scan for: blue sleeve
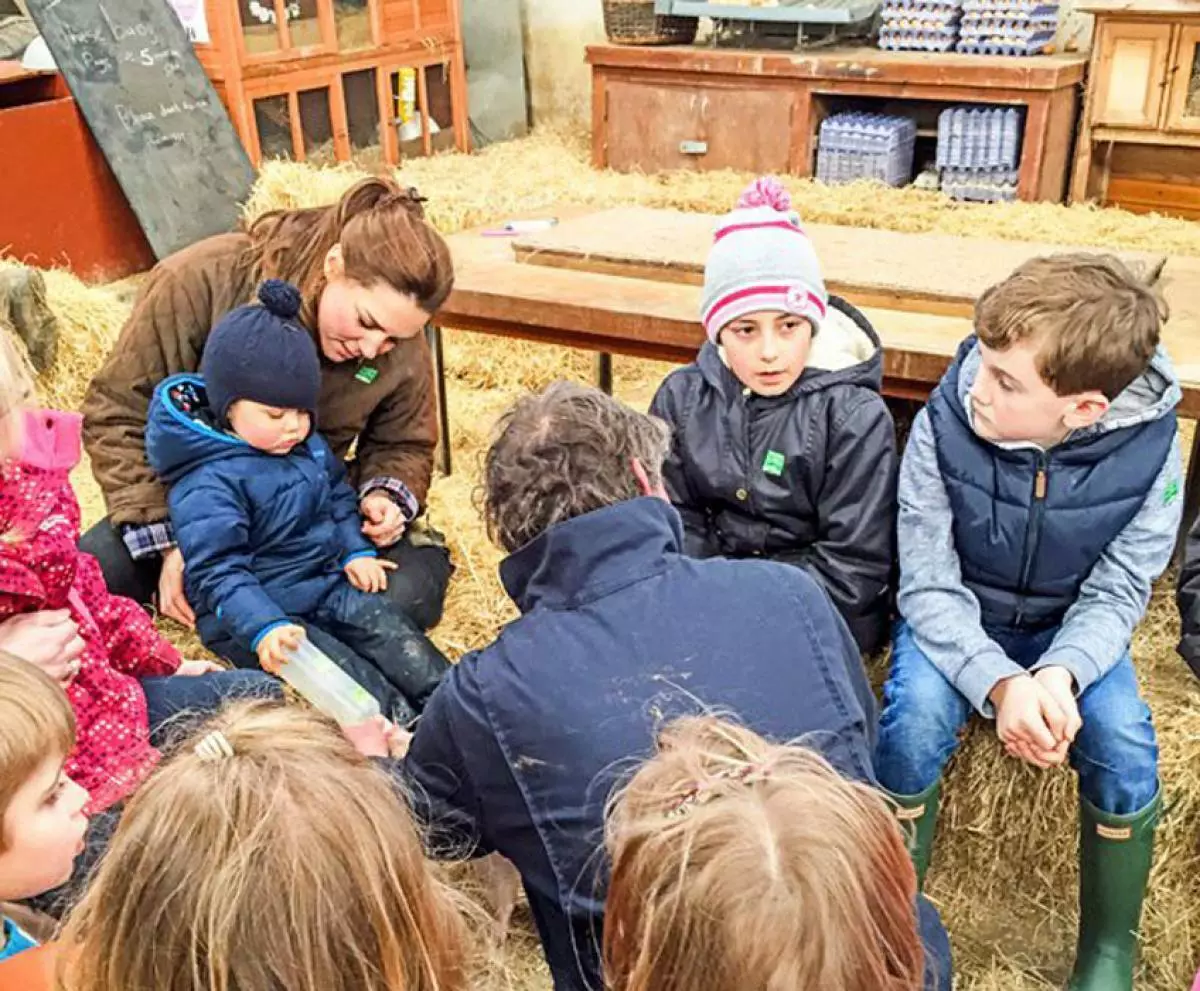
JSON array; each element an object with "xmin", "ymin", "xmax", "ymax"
[
  {"xmin": 896, "ymin": 409, "xmax": 1024, "ymax": 717},
  {"xmin": 169, "ymin": 470, "xmax": 290, "ymax": 650},
  {"xmin": 315, "ymin": 436, "xmax": 375, "ymax": 564},
  {"xmin": 1035, "ymin": 430, "xmax": 1183, "ymax": 692},
  {"xmin": 402, "ymin": 659, "xmax": 495, "ymax": 858},
  {"xmin": 779, "ymin": 568, "xmax": 877, "ymax": 782}
]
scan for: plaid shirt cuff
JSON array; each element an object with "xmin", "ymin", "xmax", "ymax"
[
  {"xmin": 359, "ymin": 477, "xmax": 420, "ymax": 522},
  {"xmin": 121, "ymin": 522, "xmax": 176, "ymax": 561}
]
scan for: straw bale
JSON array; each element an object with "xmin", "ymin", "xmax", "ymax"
[
  {"xmin": 244, "ymin": 126, "xmax": 1200, "ymax": 258},
  {"xmin": 10, "ymin": 128, "xmax": 1200, "ymax": 989}
]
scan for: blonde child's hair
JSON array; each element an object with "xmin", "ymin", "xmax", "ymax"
[
  {"xmin": 603, "ymin": 716, "xmax": 923, "ymax": 991},
  {"xmin": 59, "ymin": 700, "xmax": 468, "ymax": 991},
  {"xmin": 0, "ymin": 650, "xmax": 75, "ymax": 851}
]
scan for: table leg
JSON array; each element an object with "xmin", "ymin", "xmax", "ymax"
[
  {"xmin": 596, "ymin": 352, "xmax": 614, "ymax": 395},
  {"xmin": 1175, "ymin": 426, "xmax": 1200, "ymax": 564},
  {"xmin": 426, "ymin": 323, "xmax": 452, "ymax": 477}
]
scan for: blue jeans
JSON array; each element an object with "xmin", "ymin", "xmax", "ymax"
[
  {"xmin": 875, "ymin": 621, "xmax": 1158, "ymax": 815},
  {"xmin": 919, "ymin": 894, "xmax": 954, "ymax": 990},
  {"xmin": 141, "ymin": 668, "xmax": 281, "ymax": 748}
]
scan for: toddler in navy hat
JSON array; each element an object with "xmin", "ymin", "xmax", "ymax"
[{"xmin": 144, "ymin": 280, "xmax": 449, "ymax": 724}]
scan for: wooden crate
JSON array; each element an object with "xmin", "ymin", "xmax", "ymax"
[
  {"xmin": 191, "ymin": 0, "xmax": 468, "ymax": 167},
  {"xmin": 1070, "ymin": 0, "xmax": 1200, "ymax": 219}
]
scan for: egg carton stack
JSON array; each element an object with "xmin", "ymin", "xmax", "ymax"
[
  {"xmin": 956, "ymin": 0, "xmax": 1059, "ymax": 55},
  {"xmin": 877, "ymin": 0, "xmax": 963, "ymax": 52},
  {"xmin": 816, "ymin": 112, "xmax": 917, "ymax": 187},
  {"xmin": 936, "ymin": 106, "xmax": 1023, "ymax": 202}
]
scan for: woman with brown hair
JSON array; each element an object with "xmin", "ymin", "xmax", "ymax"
[
  {"xmin": 56, "ymin": 700, "xmax": 468, "ymax": 991},
  {"xmin": 81, "ymin": 177, "xmax": 454, "ymax": 634},
  {"xmin": 604, "ymin": 716, "xmax": 950, "ymax": 991}
]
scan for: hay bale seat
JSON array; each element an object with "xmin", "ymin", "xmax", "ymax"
[{"xmin": 12, "ymin": 130, "xmax": 1200, "ymax": 990}]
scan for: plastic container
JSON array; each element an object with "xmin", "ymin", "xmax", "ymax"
[
  {"xmin": 278, "ymin": 637, "xmax": 381, "ymax": 726},
  {"xmin": 817, "ymin": 112, "xmax": 917, "ymax": 187}
]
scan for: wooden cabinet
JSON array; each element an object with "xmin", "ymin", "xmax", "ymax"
[
  {"xmin": 588, "ymin": 45, "xmax": 1086, "ymax": 203},
  {"xmin": 1165, "ymin": 26, "xmax": 1200, "ymax": 132},
  {"xmin": 194, "ymin": 0, "xmax": 468, "ymax": 166},
  {"xmin": 1091, "ymin": 21, "xmax": 1173, "ymax": 128},
  {"xmin": 603, "ymin": 78, "xmax": 797, "ymax": 174},
  {"xmin": 1070, "ymin": 2, "xmax": 1200, "ymax": 219}
]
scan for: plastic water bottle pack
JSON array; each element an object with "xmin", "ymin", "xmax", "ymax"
[
  {"xmin": 816, "ymin": 113, "xmax": 917, "ymax": 187},
  {"xmin": 956, "ymin": 0, "xmax": 1059, "ymax": 54},
  {"xmin": 935, "ymin": 106, "xmax": 1023, "ymax": 201},
  {"xmin": 877, "ymin": 0, "xmax": 963, "ymax": 51}
]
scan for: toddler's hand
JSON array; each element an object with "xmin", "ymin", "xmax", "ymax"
[
  {"xmin": 990, "ymin": 674, "xmax": 1068, "ymax": 769},
  {"xmin": 345, "ymin": 556, "xmax": 397, "ymax": 594},
  {"xmin": 256, "ymin": 623, "xmax": 305, "ymax": 675}
]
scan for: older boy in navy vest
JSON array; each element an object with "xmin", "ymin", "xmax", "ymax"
[{"xmin": 875, "ymin": 254, "xmax": 1181, "ymax": 991}]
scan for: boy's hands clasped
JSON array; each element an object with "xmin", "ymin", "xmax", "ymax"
[
  {"xmin": 990, "ymin": 666, "xmax": 1081, "ymax": 769},
  {"xmin": 345, "ymin": 556, "xmax": 397, "ymax": 593}
]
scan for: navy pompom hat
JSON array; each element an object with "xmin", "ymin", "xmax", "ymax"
[{"xmin": 201, "ymin": 279, "xmax": 322, "ymax": 425}]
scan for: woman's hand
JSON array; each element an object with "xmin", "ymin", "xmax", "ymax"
[
  {"xmin": 0, "ymin": 610, "xmax": 86, "ymax": 683},
  {"xmin": 158, "ymin": 547, "xmax": 196, "ymax": 629},
  {"xmin": 342, "ymin": 715, "xmax": 411, "ymax": 759},
  {"xmin": 360, "ymin": 492, "xmax": 406, "ymax": 548},
  {"xmin": 255, "ymin": 623, "xmax": 305, "ymax": 675}
]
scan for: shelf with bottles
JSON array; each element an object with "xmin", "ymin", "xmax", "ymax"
[{"xmin": 810, "ymin": 93, "xmax": 1026, "ymax": 200}]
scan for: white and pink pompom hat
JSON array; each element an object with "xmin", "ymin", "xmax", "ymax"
[{"xmin": 700, "ymin": 176, "xmax": 829, "ymax": 345}]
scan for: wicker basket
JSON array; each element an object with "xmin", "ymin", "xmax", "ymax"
[{"xmin": 602, "ymin": 0, "xmax": 698, "ymax": 45}]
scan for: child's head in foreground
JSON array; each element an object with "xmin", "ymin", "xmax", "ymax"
[
  {"xmin": 0, "ymin": 652, "xmax": 88, "ymax": 904},
  {"xmin": 969, "ymin": 253, "xmax": 1166, "ymax": 448},
  {"xmin": 701, "ymin": 177, "xmax": 828, "ymax": 398},
  {"xmin": 59, "ymin": 700, "xmax": 466, "ymax": 991},
  {"xmin": 603, "ymin": 716, "xmax": 923, "ymax": 991},
  {"xmin": 200, "ymin": 279, "xmax": 321, "ymax": 456}
]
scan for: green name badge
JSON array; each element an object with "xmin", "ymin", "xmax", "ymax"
[
  {"xmin": 762, "ymin": 450, "xmax": 786, "ymax": 477},
  {"xmin": 355, "ymin": 364, "xmax": 379, "ymax": 385}
]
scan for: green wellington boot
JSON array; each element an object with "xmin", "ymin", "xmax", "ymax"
[
  {"xmin": 887, "ymin": 779, "xmax": 941, "ymax": 891},
  {"xmin": 1067, "ymin": 789, "xmax": 1161, "ymax": 991}
]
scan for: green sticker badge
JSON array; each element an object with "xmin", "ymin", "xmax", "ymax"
[
  {"xmin": 1164, "ymin": 478, "xmax": 1181, "ymax": 507},
  {"xmin": 355, "ymin": 364, "xmax": 379, "ymax": 385},
  {"xmin": 762, "ymin": 450, "xmax": 786, "ymax": 477}
]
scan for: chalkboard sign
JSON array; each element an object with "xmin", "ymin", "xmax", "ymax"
[{"xmin": 25, "ymin": 0, "xmax": 255, "ymax": 260}]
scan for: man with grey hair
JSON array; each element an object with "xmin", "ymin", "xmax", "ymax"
[{"xmin": 403, "ymin": 381, "xmax": 951, "ymax": 991}]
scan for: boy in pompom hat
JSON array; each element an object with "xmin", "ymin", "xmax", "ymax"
[
  {"xmin": 145, "ymin": 279, "xmax": 448, "ymax": 723},
  {"xmin": 649, "ymin": 176, "xmax": 898, "ymax": 654}
]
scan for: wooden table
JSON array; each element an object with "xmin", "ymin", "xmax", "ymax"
[
  {"xmin": 587, "ymin": 45, "xmax": 1088, "ymax": 202},
  {"xmin": 433, "ymin": 207, "xmax": 1200, "ymax": 543}
]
